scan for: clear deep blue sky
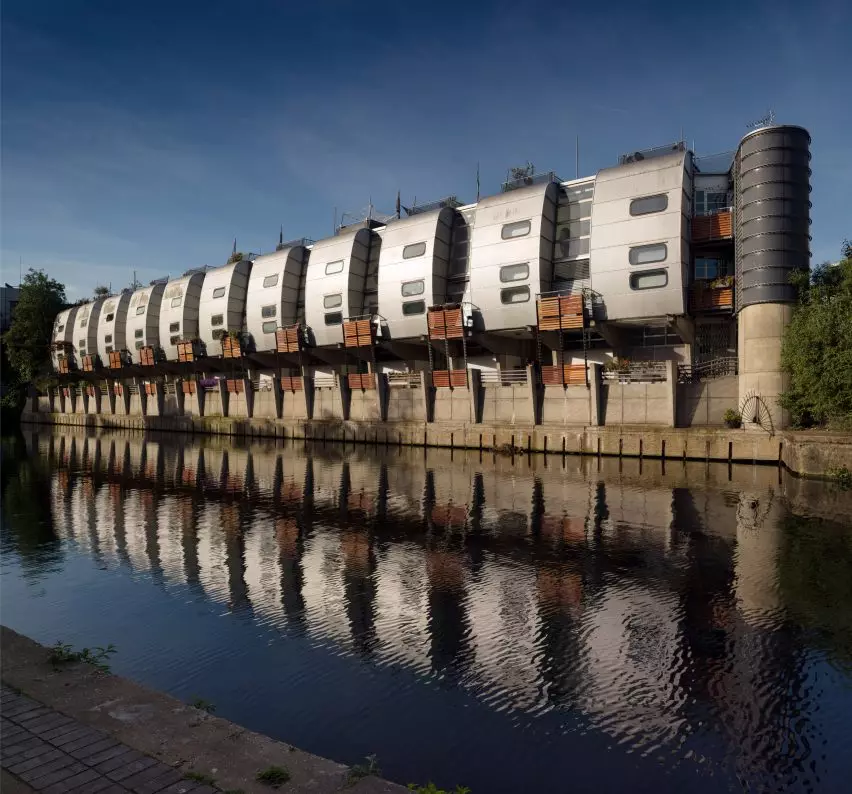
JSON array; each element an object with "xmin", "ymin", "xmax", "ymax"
[{"xmin": 2, "ymin": 0, "xmax": 850, "ymax": 299}]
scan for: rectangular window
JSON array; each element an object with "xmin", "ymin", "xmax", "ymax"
[
  {"xmin": 401, "ymin": 279, "xmax": 424, "ymax": 296},
  {"xmin": 325, "ymin": 260, "xmax": 344, "ymax": 275},
  {"xmin": 323, "ymin": 293, "xmax": 342, "ymax": 309},
  {"xmin": 57, "ymin": 324, "xmax": 64, "ymax": 332},
  {"xmin": 105, "ymin": 313, "xmax": 115, "ymax": 322},
  {"xmin": 695, "ymin": 190, "xmax": 728, "ymax": 215},
  {"xmin": 171, "ymin": 297, "xmax": 181, "ymax": 308},
  {"xmin": 261, "ymin": 304, "xmax": 277, "ymax": 318},
  {"xmin": 78, "ymin": 338, "xmax": 85, "ymax": 347},
  {"xmin": 500, "ymin": 286, "xmax": 530, "ymax": 304},
  {"xmin": 324, "ymin": 312, "xmax": 342, "ymax": 326},
  {"xmin": 262, "ymin": 321, "xmax": 277, "ymax": 333},
  {"xmin": 170, "ymin": 335, "xmax": 180, "ymax": 345},
  {"xmin": 500, "ymin": 263, "xmax": 529, "ymax": 283},
  {"xmin": 135, "ymin": 340, "xmax": 145, "ymax": 349},
  {"xmin": 403, "ymin": 242, "xmax": 426, "ymax": 259},
  {"xmin": 104, "ymin": 334, "xmax": 113, "ymax": 344},
  {"xmin": 629, "ymin": 243, "xmax": 667, "ymax": 266},
  {"xmin": 212, "ymin": 328, "xmax": 227, "ymax": 340},
  {"xmin": 169, "ymin": 322, "xmax": 179, "ymax": 333},
  {"xmin": 136, "ymin": 306, "xmax": 145, "ymax": 315},
  {"xmin": 630, "ymin": 269, "xmax": 668, "ymax": 290},
  {"xmin": 134, "ymin": 329, "xmax": 144, "ymax": 338},
  {"xmin": 694, "ymin": 257, "xmax": 729, "ymax": 280},
  {"xmin": 105, "ymin": 346, "xmax": 113, "ymax": 354},
  {"xmin": 263, "ymin": 274, "xmax": 279, "ymax": 288},
  {"xmin": 630, "ymin": 194, "xmax": 668, "ymax": 216},
  {"xmin": 211, "ymin": 314, "xmax": 224, "ymax": 326},
  {"xmin": 402, "ymin": 300, "xmax": 425, "ymax": 316},
  {"xmin": 212, "ymin": 286, "xmax": 226, "ymax": 298},
  {"xmin": 80, "ymin": 319, "xmax": 87, "ymax": 327},
  {"xmin": 501, "ymin": 220, "xmax": 531, "ymax": 239}
]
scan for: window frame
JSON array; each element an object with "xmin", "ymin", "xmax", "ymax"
[
  {"xmin": 402, "ymin": 241, "xmax": 427, "ymax": 259},
  {"xmin": 171, "ymin": 297, "xmax": 182, "ymax": 308},
  {"xmin": 501, "ymin": 220, "xmax": 531, "ymax": 240},
  {"xmin": 401, "ymin": 279, "xmax": 425, "ymax": 297},
  {"xmin": 104, "ymin": 334, "xmax": 113, "ymax": 344},
  {"xmin": 500, "ymin": 285, "xmax": 531, "ymax": 304},
  {"xmin": 324, "ymin": 312, "xmax": 343, "ymax": 326},
  {"xmin": 136, "ymin": 306, "xmax": 145, "ymax": 315},
  {"xmin": 629, "ymin": 194, "xmax": 669, "ymax": 216},
  {"xmin": 169, "ymin": 322, "xmax": 180, "ymax": 333},
  {"xmin": 134, "ymin": 340, "xmax": 145, "ymax": 350},
  {"xmin": 263, "ymin": 273, "xmax": 279, "ymax": 288},
  {"xmin": 323, "ymin": 293, "xmax": 342, "ymax": 309},
  {"xmin": 105, "ymin": 313, "xmax": 115, "ymax": 323},
  {"xmin": 629, "ymin": 269, "xmax": 668, "ymax": 290},
  {"xmin": 325, "ymin": 260, "xmax": 344, "ymax": 275},
  {"xmin": 212, "ymin": 286, "xmax": 226, "ymax": 299},
  {"xmin": 499, "ymin": 263, "xmax": 530, "ymax": 283},
  {"xmin": 402, "ymin": 300, "xmax": 426, "ymax": 316},
  {"xmin": 134, "ymin": 328, "xmax": 144, "ymax": 339},
  {"xmin": 261, "ymin": 304, "xmax": 277, "ymax": 318},
  {"xmin": 629, "ymin": 243, "xmax": 668, "ymax": 266},
  {"xmin": 262, "ymin": 320, "xmax": 277, "ymax": 334},
  {"xmin": 210, "ymin": 314, "xmax": 224, "ymax": 327}
]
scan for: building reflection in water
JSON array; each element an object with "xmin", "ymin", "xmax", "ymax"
[{"xmin": 16, "ymin": 428, "xmax": 852, "ymax": 789}]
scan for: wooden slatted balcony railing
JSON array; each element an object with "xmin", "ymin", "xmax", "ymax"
[
  {"xmin": 432, "ymin": 369, "xmax": 468, "ymax": 388},
  {"xmin": 139, "ymin": 346, "xmax": 156, "ymax": 366},
  {"xmin": 81, "ymin": 354, "xmax": 99, "ymax": 373},
  {"xmin": 181, "ymin": 381, "xmax": 196, "ymax": 395},
  {"xmin": 427, "ymin": 305, "xmax": 464, "ymax": 340},
  {"xmin": 144, "ymin": 383, "xmax": 157, "ymax": 396},
  {"xmin": 177, "ymin": 341, "xmax": 197, "ymax": 363},
  {"xmin": 108, "ymin": 350, "xmax": 125, "ymax": 369},
  {"xmin": 692, "ymin": 209, "xmax": 733, "ymax": 242},
  {"xmin": 226, "ymin": 379, "xmax": 244, "ymax": 394},
  {"xmin": 343, "ymin": 318, "xmax": 375, "ymax": 348},
  {"xmin": 537, "ymin": 294, "xmax": 585, "ymax": 331},
  {"xmin": 347, "ymin": 373, "xmax": 376, "ymax": 390},
  {"xmin": 280, "ymin": 375, "xmax": 303, "ymax": 391},
  {"xmin": 85, "ymin": 385, "xmax": 97, "ymax": 398},
  {"xmin": 113, "ymin": 383, "xmax": 123, "ymax": 396},
  {"xmin": 275, "ymin": 325, "xmax": 302, "ymax": 354},
  {"xmin": 57, "ymin": 359, "xmax": 70, "ymax": 375},
  {"xmin": 689, "ymin": 283, "xmax": 734, "ymax": 312},
  {"xmin": 221, "ymin": 336, "xmax": 242, "ymax": 359},
  {"xmin": 541, "ymin": 364, "xmax": 587, "ymax": 386}
]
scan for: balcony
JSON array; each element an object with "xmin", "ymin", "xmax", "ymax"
[
  {"xmin": 275, "ymin": 325, "xmax": 302, "ymax": 354},
  {"xmin": 689, "ymin": 279, "xmax": 734, "ymax": 312},
  {"xmin": 692, "ymin": 209, "xmax": 733, "ymax": 243},
  {"xmin": 536, "ymin": 292, "xmax": 586, "ymax": 332},
  {"xmin": 343, "ymin": 316, "xmax": 376, "ymax": 348},
  {"xmin": 541, "ymin": 364, "xmax": 587, "ymax": 386},
  {"xmin": 427, "ymin": 305, "xmax": 464, "ymax": 340},
  {"xmin": 221, "ymin": 335, "xmax": 243, "ymax": 359}
]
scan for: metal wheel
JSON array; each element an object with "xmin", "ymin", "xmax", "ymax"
[{"xmin": 738, "ymin": 390, "xmax": 774, "ymax": 434}]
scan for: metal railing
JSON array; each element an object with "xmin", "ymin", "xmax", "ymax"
[
  {"xmin": 602, "ymin": 361, "xmax": 668, "ymax": 383},
  {"xmin": 677, "ymin": 357, "xmax": 738, "ymax": 384},
  {"xmin": 314, "ymin": 374, "xmax": 336, "ymax": 389},
  {"xmin": 387, "ymin": 372, "xmax": 422, "ymax": 387},
  {"xmin": 538, "ymin": 287, "xmax": 604, "ymax": 319},
  {"xmin": 480, "ymin": 369, "xmax": 528, "ymax": 386},
  {"xmin": 501, "ymin": 170, "xmax": 561, "ymax": 193}
]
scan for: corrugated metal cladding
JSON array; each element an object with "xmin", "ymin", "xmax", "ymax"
[
  {"xmin": 96, "ymin": 291, "xmax": 132, "ymax": 363},
  {"xmin": 467, "ymin": 181, "xmax": 558, "ymax": 332},
  {"xmin": 304, "ymin": 226, "xmax": 380, "ymax": 347},
  {"xmin": 736, "ymin": 125, "xmax": 811, "ymax": 307},
  {"xmin": 589, "ymin": 151, "xmax": 691, "ymax": 321},
  {"xmin": 125, "ymin": 283, "xmax": 166, "ymax": 363},
  {"xmin": 377, "ymin": 206, "xmax": 454, "ymax": 340},
  {"xmin": 197, "ymin": 260, "xmax": 252, "ymax": 354},
  {"xmin": 158, "ymin": 272, "xmax": 206, "ymax": 361},
  {"xmin": 246, "ymin": 244, "xmax": 310, "ymax": 352},
  {"xmin": 51, "ymin": 306, "xmax": 79, "ymax": 369}
]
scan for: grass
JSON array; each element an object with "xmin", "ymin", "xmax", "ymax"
[
  {"xmin": 189, "ymin": 697, "xmax": 216, "ymax": 713},
  {"xmin": 256, "ymin": 765, "xmax": 291, "ymax": 787},
  {"xmin": 347, "ymin": 754, "xmax": 380, "ymax": 785},
  {"xmin": 184, "ymin": 770, "xmax": 216, "ymax": 786},
  {"xmin": 48, "ymin": 641, "xmax": 117, "ymax": 673},
  {"xmin": 826, "ymin": 466, "xmax": 852, "ymax": 488},
  {"xmin": 407, "ymin": 785, "xmax": 471, "ymax": 794}
]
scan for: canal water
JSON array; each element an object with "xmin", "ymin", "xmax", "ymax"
[{"xmin": 2, "ymin": 431, "xmax": 852, "ymax": 793}]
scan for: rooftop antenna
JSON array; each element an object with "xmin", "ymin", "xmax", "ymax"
[
  {"xmin": 232, "ymin": 238, "xmax": 237, "ymax": 256},
  {"xmin": 395, "ymin": 190, "xmax": 401, "ymax": 219},
  {"xmin": 746, "ymin": 109, "xmax": 775, "ymax": 130},
  {"xmin": 279, "ymin": 226, "xmax": 283, "ymax": 246}
]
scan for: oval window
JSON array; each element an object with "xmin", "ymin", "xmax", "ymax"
[
  {"xmin": 500, "ymin": 286, "xmax": 530, "ymax": 304},
  {"xmin": 105, "ymin": 313, "xmax": 115, "ymax": 322},
  {"xmin": 212, "ymin": 286, "xmax": 226, "ymax": 298},
  {"xmin": 500, "ymin": 263, "xmax": 529, "ymax": 282},
  {"xmin": 325, "ymin": 260, "xmax": 344, "ymax": 275},
  {"xmin": 136, "ymin": 306, "xmax": 145, "ymax": 315},
  {"xmin": 402, "ymin": 300, "xmax": 425, "ymax": 315},
  {"xmin": 263, "ymin": 274, "xmax": 279, "ymax": 288},
  {"xmin": 323, "ymin": 293, "xmax": 342, "ymax": 309},
  {"xmin": 262, "ymin": 321, "xmax": 277, "ymax": 333},
  {"xmin": 629, "ymin": 243, "xmax": 667, "ymax": 266},
  {"xmin": 171, "ymin": 297, "xmax": 182, "ymax": 308},
  {"xmin": 501, "ymin": 220, "xmax": 531, "ymax": 239},
  {"xmin": 629, "ymin": 194, "xmax": 668, "ymax": 216},
  {"xmin": 403, "ymin": 242, "xmax": 426, "ymax": 259},
  {"xmin": 629, "ymin": 269, "xmax": 668, "ymax": 290},
  {"xmin": 401, "ymin": 280, "xmax": 424, "ymax": 296}
]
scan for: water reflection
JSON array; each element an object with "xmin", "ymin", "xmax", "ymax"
[{"xmin": 3, "ymin": 430, "xmax": 852, "ymax": 792}]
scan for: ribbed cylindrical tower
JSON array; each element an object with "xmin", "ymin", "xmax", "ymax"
[{"xmin": 735, "ymin": 125, "xmax": 811, "ymax": 429}]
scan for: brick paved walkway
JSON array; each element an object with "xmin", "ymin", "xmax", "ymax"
[{"xmin": 1, "ymin": 685, "xmax": 215, "ymax": 794}]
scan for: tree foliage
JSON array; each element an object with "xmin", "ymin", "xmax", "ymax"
[
  {"xmin": 93, "ymin": 285, "xmax": 110, "ymax": 298},
  {"xmin": 2, "ymin": 268, "xmax": 67, "ymax": 383},
  {"xmin": 780, "ymin": 240, "xmax": 852, "ymax": 428}
]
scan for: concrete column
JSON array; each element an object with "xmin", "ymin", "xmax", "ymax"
[
  {"xmin": 302, "ymin": 367, "xmax": 314, "ymax": 420},
  {"xmin": 418, "ymin": 371, "xmax": 431, "ymax": 422},
  {"xmin": 273, "ymin": 377, "xmax": 284, "ymax": 419},
  {"xmin": 738, "ymin": 303, "xmax": 793, "ymax": 430},
  {"xmin": 219, "ymin": 378, "xmax": 229, "ymax": 417},
  {"xmin": 469, "ymin": 368, "xmax": 482, "ymax": 424},
  {"xmin": 135, "ymin": 378, "xmax": 148, "ymax": 416},
  {"xmin": 525, "ymin": 364, "xmax": 540, "ymax": 425},
  {"xmin": 376, "ymin": 372, "xmax": 388, "ymax": 421},
  {"xmin": 339, "ymin": 373, "xmax": 352, "ymax": 421},
  {"xmin": 588, "ymin": 363, "xmax": 602, "ymax": 426},
  {"xmin": 665, "ymin": 360, "xmax": 677, "ymax": 428}
]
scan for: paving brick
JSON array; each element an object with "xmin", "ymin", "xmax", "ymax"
[
  {"xmin": 42, "ymin": 767, "xmax": 101, "ymax": 794},
  {"xmin": 135, "ymin": 768, "xmax": 185, "ymax": 793},
  {"xmin": 93, "ymin": 748, "xmax": 142, "ymax": 774},
  {"xmin": 52, "ymin": 727, "xmax": 102, "ymax": 749},
  {"xmin": 2, "ymin": 736, "xmax": 47, "ymax": 760},
  {"xmin": 6, "ymin": 748, "xmax": 67, "ymax": 775},
  {"xmin": 20, "ymin": 759, "xmax": 86, "ymax": 787},
  {"xmin": 39, "ymin": 723, "xmax": 92, "ymax": 743},
  {"xmin": 23, "ymin": 713, "xmax": 75, "ymax": 736},
  {"xmin": 15, "ymin": 752, "xmax": 77, "ymax": 781},
  {"xmin": 121, "ymin": 762, "xmax": 180, "ymax": 792},
  {"xmin": 65, "ymin": 777, "xmax": 117, "ymax": 794},
  {"xmin": 83, "ymin": 742, "xmax": 131, "ymax": 767},
  {"xmin": 12, "ymin": 707, "xmax": 53, "ymax": 725},
  {"xmin": 105, "ymin": 755, "xmax": 158, "ymax": 782},
  {"xmin": 157, "ymin": 782, "xmax": 205, "ymax": 794},
  {"xmin": 67, "ymin": 737, "xmax": 119, "ymax": 762},
  {"xmin": 2, "ymin": 703, "xmax": 44, "ymax": 720}
]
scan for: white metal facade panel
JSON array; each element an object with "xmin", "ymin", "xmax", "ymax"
[
  {"xmin": 589, "ymin": 151, "xmax": 690, "ymax": 320},
  {"xmin": 158, "ymin": 272, "xmax": 206, "ymax": 361},
  {"xmin": 468, "ymin": 182, "xmax": 557, "ymax": 330},
  {"xmin": 73, "ymin": 300, "xmax": 105, "ymax": 361},
  {"xmin": 304, "ymin": 227, "xmax": 375, "ymax": 347},
  {"xmin": 197, "ymin": 260, "xmax": 252, "ymax": 355},
  {"xmin": 377, "ymin": 207, "xmax": 454, "ymax": 340},
  {"xmin": 96, "ymin": 291, "xmax": 132, "ymax": 362},
  {"xmin": 52, "ymin": 307, "xmax": 79, "ymax": 370},
  {"xmin": 245, "ymin": 245, "xmax": 310, "ymax": 352},
  {"xmin": 125, "ymin": 283, "xmax": 166, "ymax": 362}
]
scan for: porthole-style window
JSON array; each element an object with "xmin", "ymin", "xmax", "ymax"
[
  {"xmin": 402, "ymin": 300, "xmax": 425, "ymax": 315},
  {"xmin": 324, "ymin": 312, "xmax": 343, "ymax": 325},
  {"xmin": 403, "ymin": 242, "xmax": 426, "ymax": 259},
  {"xmin": 136, "ymin": 306, "xmax": 145, "ymax": 315},
  {"xmin": 170, "ymin": 335, "xmax": 180, "ymax": 345},
  {"xmin": 629, "ymin": 243, "xmax": 667, "ymax": 266},
  {"xmin": 105, "ymin": 313, "xmax": 115, "ymax": 322},
  {"xmin": 500, "ymin": 286, "xmax": 530, "ymax": 304},
  {"xmin": 323, "ymin": 293, "xmax": 342, "ymax": 309},
  {"xmin": 105, "ymin": 334, "xmax": 113, "ymax": 344},
  {"xmin": 325, "ymin": 260, "xmax": 344, "ymax": 275},
  {"xmin": 263, "ymin": 274, "xmax": 279, "ymax": 288},
  {"xmin": 629, "ymin": 269, "xmax": 668, "ymax": 290},
  {"xmin": 629, "ymin": 194, "xmax": 668, "ymax": 216},
  {"xmin": 262, "ymin": 321, "xmax": 277, "ymax": 333},
  {"xmin": 135, "ymin": 341, "xmax": 144, "ymax": 349},
  {"xmin": 134, "ymin": 329, "xmax": 144, "ymax": 338},
  {"xmin": 261, "ymin": 305, "xmax": 277, "ymax": 318},
  {"xmin": 500, "ymin": 263, "xmax": 529, "ymax": 282},
  {"xmin": 501, "ymin": 220, "xmax": 531, "ymax": 239},
  {"xmin": 169, "ymin": 322, "xmax": 179, "ymax": 332},
  {"xmin": 401, "ymin": 280, "xmax": 424, "ymax": 296},
  {"xmin": 212, "ymin": 286, "xmax": 226, "ymax": 298},
  {"xmin": 211, "ymin": 314, "xmax": 224, "ymax": 326},
  {"xmin": 171, "ymin": 297, "xmax": 181, "ymax": 308}
]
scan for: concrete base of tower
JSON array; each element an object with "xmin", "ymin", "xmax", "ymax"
[{"xmin": 737, "ymin": 302, "xmax": 793, "ymax": 431}]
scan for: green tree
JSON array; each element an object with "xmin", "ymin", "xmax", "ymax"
[
  {"xmin": 781, "ymin": 240, "xmax": 852, "ymax": 428},
  {"xmin": 3, "ymin": 268, "xmax": 67, "ymax": 383},
  {"xmin": 93, "ymin": 285, "xmax": 110, "ymax": 299}
]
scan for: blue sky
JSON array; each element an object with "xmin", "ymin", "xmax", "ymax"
[{"xmin": 2, "ymin": 0, "xmax": 850, "ymax": 299}]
